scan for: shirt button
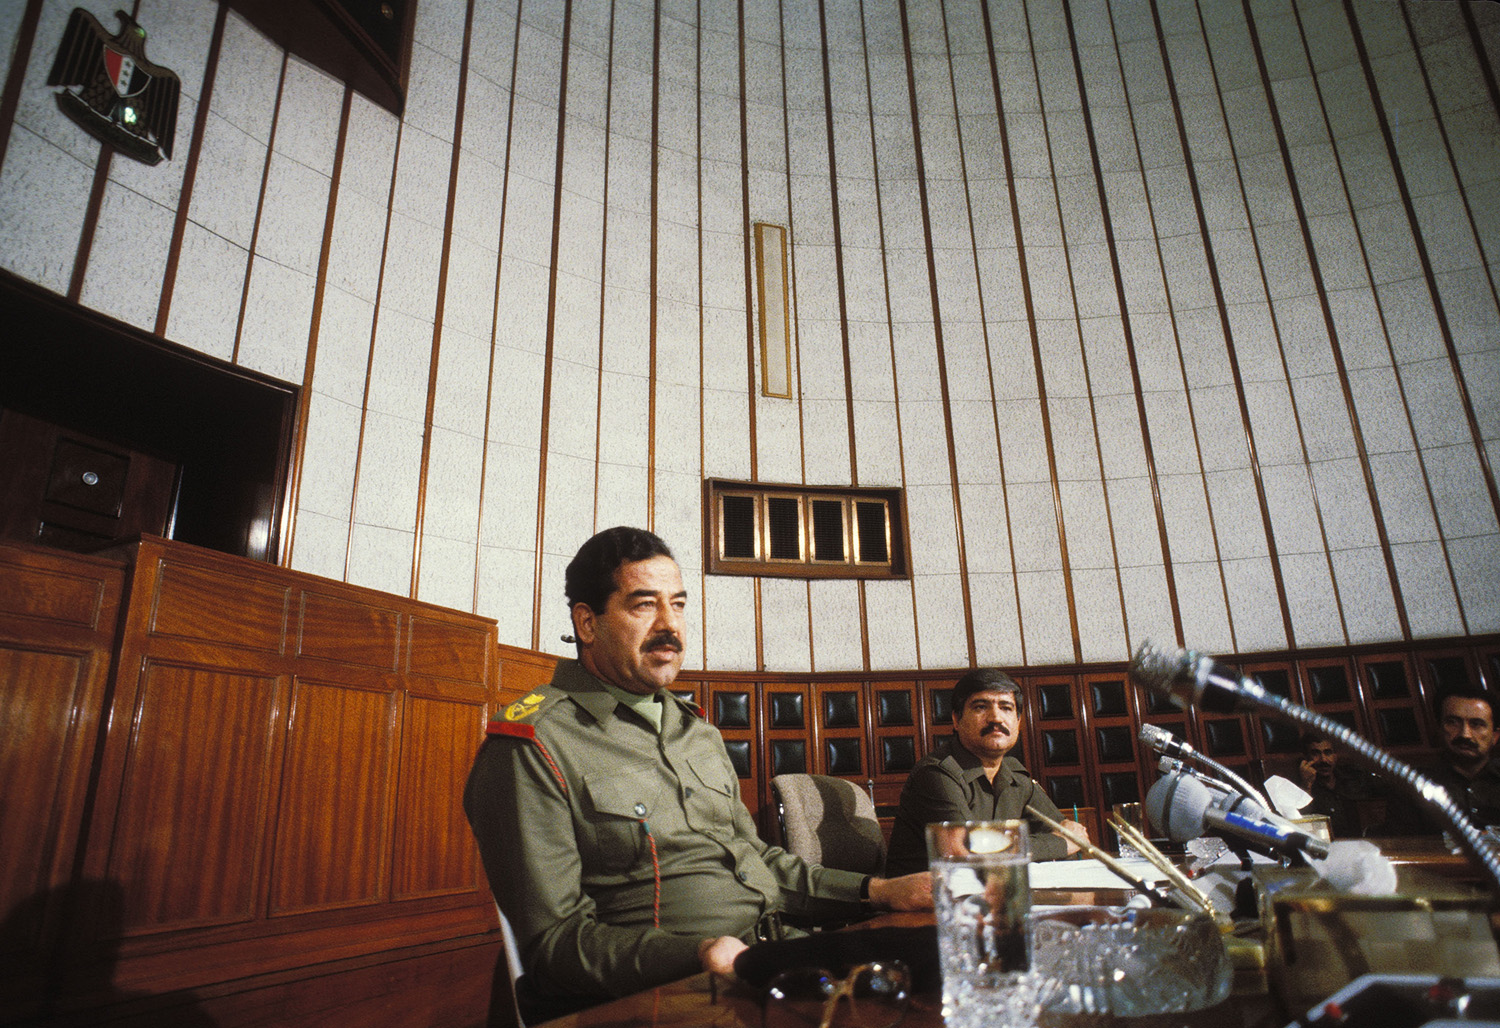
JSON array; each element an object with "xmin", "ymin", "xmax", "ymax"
[
  {"xmin": 634, "ymin": 803, "xmax": 647, "ymax": 817},
  {"xmin": 736, "ymin": 870, "xmax": 749, "ymax": 883},
  {"xmin": 685, "ymin": 787, "xmax": 694, "ymax": 798}
]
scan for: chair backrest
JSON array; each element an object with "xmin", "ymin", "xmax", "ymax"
[
  {"xmin": 488, "ymin": 902, "xmax": 526, "ymax": 1028},
  {"xmin": 771, "ymin": 773, "xmax": 885, "ymax": 876}
]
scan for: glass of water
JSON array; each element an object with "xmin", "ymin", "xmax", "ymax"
[{"xmin": 926, "ymin": 820, "xmax": 1034, "ymax": 1028}]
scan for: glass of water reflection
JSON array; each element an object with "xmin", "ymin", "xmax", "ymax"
[{"xmin": 926, "ymin": 820, "xmax": 1034, "ymax": 1028}]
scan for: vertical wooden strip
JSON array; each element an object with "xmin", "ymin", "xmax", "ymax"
[
  {"xmin": 0, "ymin": 0, "xmax": 45, "ymax": 179},
  {"xmin": 895, "ymin": 0, "xmax": 978, "ymax": 667},
  {"xmin": 647, "ymin": 1, "xmax": 661, "ymax": 530},
  {"xmin": 529, "ymin": 0, "xmax": 576, "ymax": 650},
  {"xmin": 857, "ymin": 0, "xmax": 920, "ymax": 668},
  {"xmin": 591, "ymin": 5, "xmax": 618, "ymax": 533},
  {"xmin": 155, "ymin": 3, "xmax": 229, "ymax": 335},
  {"xmin": 1149, "ymin": 0, "xmax": 1297, "ymax": 646},
  {"xmin": 230, "ymin": 53, "xmax": 290, "ymax": 366},
  {"xmin": 816, "ymin": 0, "xmax": 870, "ymax": 670},
  {"xmin": 974, "ymin": 0, "xmax": 1031, "ymax": 665},
  {"xmin": 282, "ymin": 87, "xmax": 354, "ymax": 568},
  {"xmin": 343, "ymin": 121, "xmax": 406, "ymax": 582},
  {"xmin": 1337, "ymin": 0, "xmax": 1500, "ymax": 532},
  {"xmin": 411, "ymin": 0, "xmax": 478, "ymax": 598},
  {"xmin": 67, "ymin": 147, "xmax": 112, "ymax": 302},
  {"xmin": 736, "ymin": 0, "xmax": 766, "ymax": 671},
  {"xmin": 1242, "ymin": 1, "xmax": 1412, "ymax": 637},
  {"xmin": 1061, "ymin": 0, "xmax": 1187, "ymax": 649},
  {"xmin": 471, "ymin": 0, "xmax": 527, "ymax": 612}
]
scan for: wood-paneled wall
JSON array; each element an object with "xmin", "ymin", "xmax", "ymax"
[
  {"xmin": 1, "ymin": 538, "xmax": 503, "ymax": 1026},
  {"xmin": 501, "ymin": 633, "xmax": 1500, "ymax": 845}
]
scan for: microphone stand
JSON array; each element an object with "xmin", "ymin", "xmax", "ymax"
[{"xmin": 1132, "ymin": 641, "xmax": 1500, "ymax": 892}]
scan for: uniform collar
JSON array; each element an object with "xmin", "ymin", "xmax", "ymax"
[
  {"xmin": 554, "ymin": 658, "xmax": 691, "ymax": 727},
  {"xmin": 943, "ymin": 739, "xmax": 1022, "ymax": 785}
]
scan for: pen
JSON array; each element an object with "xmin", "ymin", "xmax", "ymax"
[{"xmin": 1072, "ymin": 804, "xmax": 1079, "ymax": 822}]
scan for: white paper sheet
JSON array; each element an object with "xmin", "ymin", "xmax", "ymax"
[{"xmin": 1028, "ymin": 856, "xmax": 1170, "ymax": 890}]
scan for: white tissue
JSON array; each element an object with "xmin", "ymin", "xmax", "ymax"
[
  {"xmin": 1264, "ymin": 775, "xmax": 1312, "ymax": 820},
  {"xmin": 1309, "ymin": 840, "xmax": 1398, "ymax": 895}
]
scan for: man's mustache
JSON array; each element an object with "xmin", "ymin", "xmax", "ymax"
[
  {"xmin": 981, "ymin": 724, "xmax": 1010, "ymax": 736},
  {"xmin": 643, "ymin": 632, "xmax": 683, "ymax": 653}
]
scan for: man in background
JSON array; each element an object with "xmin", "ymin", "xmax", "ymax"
[
  {"xmin": 883, "ymin": 667, "xmax": 1089, "ymax": 876},
  {"xmin": 464, "ymin": 527, "xmax": 931, "ymax": 1024},
  {"xmin": 1385, "ymin": 688, "xmax": 1500, "ymax": 834},
  {"xmin": 1296, "ymin": 733, "xmax": 1377, "ymax": 838}
]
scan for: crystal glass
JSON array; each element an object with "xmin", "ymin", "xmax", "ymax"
[
  {"xmin": 927, "ymin": 820, "xmax": 1034, "ymax": 1028},
  {"xmin": 1031, "ymin": 906, "xmax": 1232, "ymax": 1018}
]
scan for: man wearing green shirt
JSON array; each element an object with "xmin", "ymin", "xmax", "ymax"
[
  {"xmin": 464, "ymin": 527, "xmax": 930, "ymax": 1023},
  {"xmin": 883, "ymin": 667, "xmax": 1089, "ymax": 877}
]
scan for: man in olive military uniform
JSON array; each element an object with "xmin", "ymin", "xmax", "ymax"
[
  {"xmin": 464, "ymin": 527, "xmax": 930, "ymax": 1024},
  {"xmin": 883, "ymin": 667, "xmax": 1089, "ymax": 877}
]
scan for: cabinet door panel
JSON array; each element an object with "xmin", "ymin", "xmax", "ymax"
[
  {"xmin": 270, "ymin": 678, "xmax": 397, "ymax": 915},
  {"xmin": 109, "ymin": 662, "xmax": 281, "ymax": 934},
  {"xmin": 392, "ymin": 695, "xmax": 487, "ymax": 899}
]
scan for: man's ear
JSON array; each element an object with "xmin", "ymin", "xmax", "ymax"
[{"xmin": 572, "ymin": 603, "xmax": 596, "ymax": 646}]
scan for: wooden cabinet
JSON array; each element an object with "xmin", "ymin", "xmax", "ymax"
[{"xmin": 0, "ymin": 537, "xmax": 503, "ymax": 1026}]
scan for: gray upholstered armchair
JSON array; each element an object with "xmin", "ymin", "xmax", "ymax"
[{"xmin": 770, "ymin": 773, "xmax": 886, "ymax": 876}]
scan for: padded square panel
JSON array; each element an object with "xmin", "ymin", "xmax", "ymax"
[
  {"xmin": 1428, "ymin": 656, "xmax": 1471, "ymax": 692},
  {"xmin": 1048, "ymin": 776, "xmax": 1086, "ymax": 810},
  {"xmin": 771, "ymin": 693, "xmax": 805, "ymax": 729},
  {"xmin": 1308, "ymin": 665, "xmax": 1350, "ymax": 704},
  {"xmin": 823, "ymin": 691, "xmax": 860, "ymax": 728},
  {"xmin": 1377, "ymin": 708, "xmax": 1423, "ymax": 747},
  {"xmin": 1038, "ymin": 684, "xmax": 1073, "ymax": 720},
  {"xmin": 1261, "ymin": 719, "xmax": 1301, "ymax": 754},
  {"xmin": 826, "ymin": 738, "xmax": 862, "ymax": 775},
  {"xmin": 1091, "ymin": 679, "xmax": 1128, "ymax": 717},
  {"xmin": 1253, "ymin": 668, "xmax": 1292, "ymax": 699},
  {"xmin": 771, "ymin": 740, "xmax": 806, "ymax": 775},
  {"xmin": 715, "ymin": 692, "xmax": 750, "ymax": 728},
  {"xmin": 1042, "ymin": 729, "xmax": 1079, "ymax": 766},
  {"xmin": 724, "ymin": 740, "xmax": 751, "ymax": 778},
  {"xmin": 1102, "ymin": 772, "xmax": 1140, "ymax": 806},
  {"xmin": 1095, "ymin": 725, "xmax": 1134, "ymax": 763},
  {"xmin": 1146, "ymin": 689, "xmax": 1178, "ymax": 714},
  {"xmin": 881, "ymin": 737, "xmax": 915, "ymax": 773},
  {"xmin": 878, "ymin": 690, "xmax": 913, "ymax": 726},
  {"xmin": 1203, "ymin": 719, "xmax": 1245, "ymax": 756},
  {"xmin": 930, "ymin": 689, "xmax": 953, "ymax": 724},
  {"xmin": 1366, "ymin": 661, "xmax": 1409, "ymax": 700}
]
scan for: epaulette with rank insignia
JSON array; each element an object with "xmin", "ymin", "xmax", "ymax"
[{"xmin": 486, "ymin": 688, "xmax": 568, "ymax": 792}]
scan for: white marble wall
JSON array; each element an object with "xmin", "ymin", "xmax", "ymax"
[{"xmin": 1, "ymin": 0, "xmax": 1496, "ymax": 672}]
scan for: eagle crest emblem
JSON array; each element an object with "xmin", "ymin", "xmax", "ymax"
[{"xmin": 47, "ymin": 9, "xmax": 180, "ymax": 165}]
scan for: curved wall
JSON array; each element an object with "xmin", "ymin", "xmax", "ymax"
[{"xmin": 1, "ymin": 0, "xmax": 1496, "ymax": 672}]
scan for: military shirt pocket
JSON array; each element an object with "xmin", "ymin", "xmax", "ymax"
[
  {"xmin": 682, "ymin": 753, "xmax": 738, "ymax": 831},
  {"xmin": 582, "ymin": 763, "xmax": 665, "ymax": 872}
]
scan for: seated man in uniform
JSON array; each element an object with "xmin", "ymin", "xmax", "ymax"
[
  {"xmin": 883, "ymin": 667, "xmax": 1089, "ymax": 877},
  {"xmin": 1295, "ymin": 733, "xmax": 1380, "ymax": 839},
  {"xmin": 463, "ymin": 527, "xmax": 931, "ymax": 1024},
  {"xmin": 1384, "ymin": 687, "xmax": 1500, "ymax": 834}
]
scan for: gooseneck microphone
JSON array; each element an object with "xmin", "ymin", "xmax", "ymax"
[
  {"xmin": 1144, "ymin": 758, "xmax": 1329, "ymax": 861},
  {"xmin": 1131, "ymin": 640, "xmax": 1500, "ymax": 890},
  {"xmin": 1138, "ymin": 722, "xmax": 1271, "ymax": 811}
]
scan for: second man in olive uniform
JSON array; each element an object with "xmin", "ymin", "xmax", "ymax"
[
  {"xmin": 884, "ymin": 667, "xmax": 1089, "ymax": 877},
  {"xmin": 463, "ymin": 527, "xmax": 931, "ymax": 1023}
]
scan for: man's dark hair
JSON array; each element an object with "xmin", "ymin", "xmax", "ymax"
[
  {"xmin": 949, "ymin": 667, "xmax": 1021, "ymax": 720},
  {"xmin": 1437, "ymin": 687, "xmax": 1496, "ymax": 724},
  {"xmin": 564, "ymin": 526, "xmax": 675, "ymax": 614},
  {"xmin": 1300, "ymin": 732, "xmax": 1333, "ymax": 758}
]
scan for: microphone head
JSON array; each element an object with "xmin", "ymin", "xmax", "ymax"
[
  {"xmin": 1144, "ymin": 769, "xmax": 1215, "ymax": 842},
  {"xmin": 1138, "ymin": 722, "xmax": 1188, "ymax": 754},
  {"xmin": 1130, "ymin": 641, "xmax": 1196, "ymax": 709}
]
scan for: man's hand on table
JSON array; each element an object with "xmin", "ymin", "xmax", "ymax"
[
  {"xmin": 867, "ymin": 872, "xmax": 933, "ymax": 911},
  {"xmin": 699, "ymin": 935, "xmax": 748, "ymax": 975},
  {"xmin": 1057, "ymin": 818, "xmax": 1091, "ymax": 856}
]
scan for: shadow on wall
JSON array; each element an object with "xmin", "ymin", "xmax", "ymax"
[{"xmin": 0, "ymin": 878, "xmax": 217, "ymax": 1027}]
